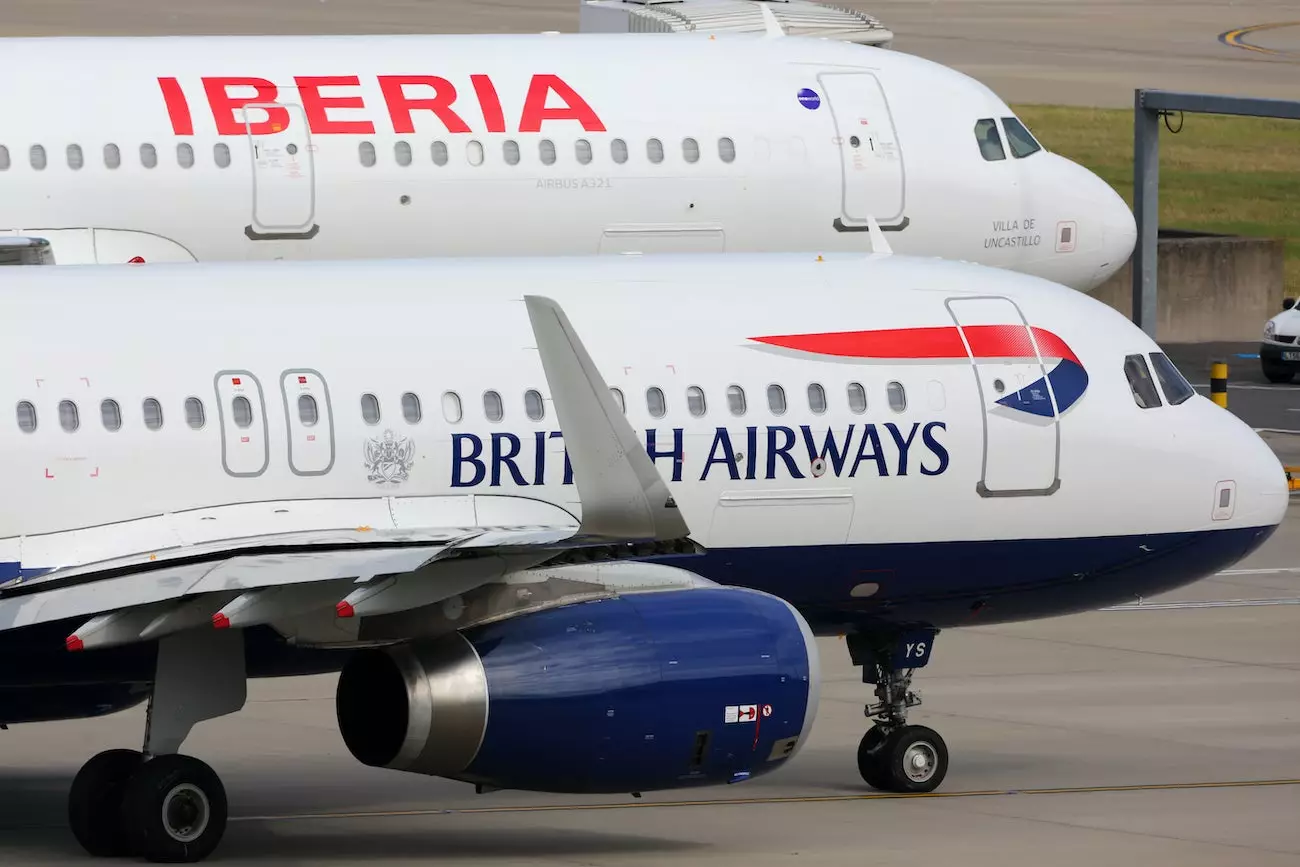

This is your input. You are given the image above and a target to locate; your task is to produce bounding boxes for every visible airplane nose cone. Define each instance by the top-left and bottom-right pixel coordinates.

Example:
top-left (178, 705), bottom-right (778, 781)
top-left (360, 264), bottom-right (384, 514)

top-left (1205, 399), bottom-right (1289, 532)
top-left (1099, 191), bottom-right (1137, 283)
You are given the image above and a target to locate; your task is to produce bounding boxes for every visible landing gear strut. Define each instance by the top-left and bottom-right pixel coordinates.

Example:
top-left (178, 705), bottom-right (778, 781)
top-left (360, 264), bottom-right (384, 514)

top-left (68, 629), bottom-right (246, 863)
top-left (847, 629), bottom-right (948, 793)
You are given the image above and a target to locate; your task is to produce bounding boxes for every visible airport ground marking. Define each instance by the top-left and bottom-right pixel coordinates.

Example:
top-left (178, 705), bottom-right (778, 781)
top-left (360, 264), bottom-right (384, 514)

top-left (231, 778), bottom-right (1300, 823)
top-left (1219, 22), bottom-right (1300, 57)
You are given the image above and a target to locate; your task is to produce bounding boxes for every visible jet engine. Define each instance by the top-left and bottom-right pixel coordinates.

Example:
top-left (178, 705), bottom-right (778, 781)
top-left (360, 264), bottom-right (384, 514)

top-left (336, 586), bottom-right (820, 793)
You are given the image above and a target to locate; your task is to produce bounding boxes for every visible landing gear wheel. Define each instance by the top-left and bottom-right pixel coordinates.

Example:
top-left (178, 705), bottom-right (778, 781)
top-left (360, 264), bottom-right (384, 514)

top-left (877, 725), bottom-right (948, 793)
top-left (69, 749), bottom-right (143, 857)
top-left (856, 726), bottom-right (890, 789)
top-left (121, 754), bottom-right (227, 863)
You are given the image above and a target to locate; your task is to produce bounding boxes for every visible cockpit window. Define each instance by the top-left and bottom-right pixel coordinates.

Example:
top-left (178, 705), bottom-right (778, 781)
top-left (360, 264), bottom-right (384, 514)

top-left (1149, 352), bottom-right (1195, 405)
top-left (1123, 354), bottom-right (1163, 409)
top-left (974, 119), bottom-right (1006, 161)
top-left (1001, 117), bottom-right (1042, 158)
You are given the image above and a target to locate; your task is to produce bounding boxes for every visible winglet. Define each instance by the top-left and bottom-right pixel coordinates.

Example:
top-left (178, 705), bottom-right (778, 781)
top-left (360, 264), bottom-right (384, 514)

top-left (524, 295), bottom-right (690, 542)
top-left (757, 3), bottom-right (785, 37)
top-left (866, 215), bottom-right (893, 257)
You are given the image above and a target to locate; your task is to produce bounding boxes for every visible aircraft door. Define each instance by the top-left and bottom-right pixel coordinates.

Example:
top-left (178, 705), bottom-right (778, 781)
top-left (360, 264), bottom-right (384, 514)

top-left (817, 72), bottom-right (905, 228)
top-left (281, 370), bottom-right (335, 476)
top-left (241, 102), bottom-right (319, 240)
top-left (214, 371), bottom-right (271, 478)
top-left (945, 297), bottom-right (1060, 496)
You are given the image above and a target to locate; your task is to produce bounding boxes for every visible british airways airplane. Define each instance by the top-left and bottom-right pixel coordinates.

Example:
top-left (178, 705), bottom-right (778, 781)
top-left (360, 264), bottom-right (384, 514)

top-left (0, 247), bottom-right (1281, 863)
top-left (0, 32), bottom-right (1134, 291)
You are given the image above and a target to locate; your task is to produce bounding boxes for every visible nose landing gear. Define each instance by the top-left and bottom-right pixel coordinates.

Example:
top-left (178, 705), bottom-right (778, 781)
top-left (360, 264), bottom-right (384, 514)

top-left (847, 629), bottom-right (950, 793)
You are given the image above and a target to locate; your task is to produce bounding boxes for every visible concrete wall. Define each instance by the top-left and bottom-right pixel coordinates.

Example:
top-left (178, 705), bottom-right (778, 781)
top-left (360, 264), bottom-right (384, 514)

top-left (1091, 230), bottom-right (1286, 343)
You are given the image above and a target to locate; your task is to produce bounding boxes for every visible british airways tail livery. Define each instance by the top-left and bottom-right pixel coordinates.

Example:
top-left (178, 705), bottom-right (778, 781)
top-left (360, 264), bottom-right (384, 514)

top-left (0, 32), bottom-right (1133, 291)
top-left (0, 251), bottom-right (1280, 862)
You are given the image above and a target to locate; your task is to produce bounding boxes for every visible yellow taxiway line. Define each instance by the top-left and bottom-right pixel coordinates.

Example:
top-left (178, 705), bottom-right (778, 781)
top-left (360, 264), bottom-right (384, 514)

top-left (233, 778), bottom-right (1300, 823)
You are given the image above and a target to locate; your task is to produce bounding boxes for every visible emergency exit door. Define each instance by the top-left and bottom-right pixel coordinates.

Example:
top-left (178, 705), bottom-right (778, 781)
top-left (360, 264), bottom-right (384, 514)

top-left (281, 369), bottom-right (335, 476)
top-left (214, 371), bottom-right (270, 478)
top-left (241, 102), bottom-right (318, 240)
top-left (945, 297), bottom-right (1060, 496)
top-left (818, 72), bottom-right (905, 227)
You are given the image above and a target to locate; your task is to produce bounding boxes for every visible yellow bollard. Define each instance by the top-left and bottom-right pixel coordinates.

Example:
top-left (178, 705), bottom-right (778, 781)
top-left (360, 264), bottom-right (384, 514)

top-left (1210, 361), bottom-right (1228, 408)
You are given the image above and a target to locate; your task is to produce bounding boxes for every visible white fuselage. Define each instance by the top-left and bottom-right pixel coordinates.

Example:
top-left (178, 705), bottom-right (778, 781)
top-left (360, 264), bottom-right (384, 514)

top-left (0, 253), bottom-right (1282, 632)
top-left (0, 33), bottom-right (1134, 291)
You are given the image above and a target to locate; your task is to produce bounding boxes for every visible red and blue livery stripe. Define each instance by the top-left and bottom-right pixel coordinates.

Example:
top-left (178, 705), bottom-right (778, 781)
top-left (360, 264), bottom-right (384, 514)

top-left (749, 325), bottom-right (1088, 417)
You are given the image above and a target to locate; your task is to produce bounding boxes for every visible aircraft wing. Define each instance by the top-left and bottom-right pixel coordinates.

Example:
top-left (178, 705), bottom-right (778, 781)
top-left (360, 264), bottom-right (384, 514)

top-left (0, 295), bottom-right (695, 650)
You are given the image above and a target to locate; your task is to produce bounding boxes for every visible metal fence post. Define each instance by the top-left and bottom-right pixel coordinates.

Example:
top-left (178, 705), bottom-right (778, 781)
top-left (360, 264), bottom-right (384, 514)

top-left (1132, 90), bottom-right (1160, 339)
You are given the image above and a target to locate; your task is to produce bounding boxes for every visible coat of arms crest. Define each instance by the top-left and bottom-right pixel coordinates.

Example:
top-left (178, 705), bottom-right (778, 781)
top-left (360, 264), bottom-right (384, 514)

top-left (364, 429), bottom-right (415, 486)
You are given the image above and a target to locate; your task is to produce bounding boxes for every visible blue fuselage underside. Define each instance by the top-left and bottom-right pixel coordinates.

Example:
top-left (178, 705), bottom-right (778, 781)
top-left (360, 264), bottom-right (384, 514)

top-left (0, 524), bottom-right (1275, 697)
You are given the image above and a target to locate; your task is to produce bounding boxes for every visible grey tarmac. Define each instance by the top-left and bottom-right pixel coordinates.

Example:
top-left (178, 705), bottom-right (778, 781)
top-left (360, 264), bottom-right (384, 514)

top-left (2, 0), bottom-right (1296, 107)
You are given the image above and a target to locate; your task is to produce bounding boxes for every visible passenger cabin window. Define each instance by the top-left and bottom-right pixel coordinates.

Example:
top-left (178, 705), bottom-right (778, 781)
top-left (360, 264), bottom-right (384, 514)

top-left (1001, 117), bottom-right (1042, 158)
top-left (687, 386), bottom-right (706, 417)
top-left (395, 140), bottom-right (412, 167)
top-left (103, 144), bottom-right (120, 169)
top-left (184, 397), bottom-right (205, 429)
top-left (101, 399), bottom-right (121, 432)
top-left (298, 394), bottom-right (319, 426)
top-left (431, 141), bottom-right (449, 166)
top-left (361, 393), bottom-right (381, 424)
top-left (847, 382), bottom-right (867, 414)
top-left (231, 396), bottom-right (253, 429)
top-left (402, 392), bottom-right (422, 423)
top-left (467, 140), bottom-right (485, 166)
top-left (503, 140), bottom-right (520, 165)
top-left (610, 387), bottom-right (626, 414)
top-left (718, 137), bottom-right (736, 163)
top-left (647, 138), bottom-right (664, 164)
top-left (67, 144), bottom-right (84, 170)
top-left (30, 144), bottom-right (47, 171)
top-left (59, 400), bottom-right (79, 433)
top-left (611, 138), bottom-right (629, 164)
top-left (177, 143), bottom-right (194, 169)
top-left (576, 139), bottom-right (593, 165)
top-left (143, 398), bottom-right (163, 430)
top-left (646, 387), bottom-right (666, 419)
top-left (1123, 354), bottom-right (1163, 408)
top-left (0, 145), bottom-right (9, 171)
top-left (16, 400), bottom-right (36, 433)
top-left (887, 381), bottom-right (907, 412)
top-left (539, 139), bottom-right (556, 166)
top-left (808, 383), bottom-right (827, 415)
top-left (767, 384), bottom-right (787, 415)
top-left (1150, 352), bottom-right (1194, 405)
top-left (483, 390), bottom-right (504, 422)
top-left (441, 391), bottom-right (462, 424)
top-left (214, 143), bottom-right (231, 168)
top-left (140, 143), bottom-right (157, 169)
top-left (727, 385), bottom-right (747, 416)
top-left (682, 137), bottom-right (700, 163)
top-left (974, 119), bottom-right (1006, 162)
top-left (359, 142), bottom-right (377, 168)
top-left (524, 389), bottom-right (545, 421)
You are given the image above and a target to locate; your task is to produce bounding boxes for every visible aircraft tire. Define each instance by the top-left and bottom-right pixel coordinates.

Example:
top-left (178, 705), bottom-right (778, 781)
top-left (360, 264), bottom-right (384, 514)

top-left (121, 754), bottom-right (227, 863)
top-left (68, 748), bottom-right (143, 857)
top-left (876, 725), bottom-right (948, 793)
top-left (855, 726), bottom-right (891, 789)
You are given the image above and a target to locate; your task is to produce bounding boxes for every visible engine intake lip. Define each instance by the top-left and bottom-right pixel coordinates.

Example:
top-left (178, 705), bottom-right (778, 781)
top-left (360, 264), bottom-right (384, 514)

top-left (337, 633), bottom-right (489, 776)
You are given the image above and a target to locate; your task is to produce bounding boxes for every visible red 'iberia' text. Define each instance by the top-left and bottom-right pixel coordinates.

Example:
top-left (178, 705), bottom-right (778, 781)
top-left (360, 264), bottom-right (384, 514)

top-left (156, 74), bottom-right (606, 136)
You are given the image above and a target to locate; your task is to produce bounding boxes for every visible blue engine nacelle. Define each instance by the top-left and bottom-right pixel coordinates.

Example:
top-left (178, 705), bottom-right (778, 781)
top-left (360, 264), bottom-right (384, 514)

top-left (336, 586), bottom-right (820, 793)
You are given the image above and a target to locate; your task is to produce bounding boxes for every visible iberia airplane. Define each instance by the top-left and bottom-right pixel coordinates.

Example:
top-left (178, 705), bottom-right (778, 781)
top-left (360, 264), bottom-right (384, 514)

top-left (0, 247), bottom-right (1278, 863)
top-left (0, 32), bottom-right (1134, 291)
